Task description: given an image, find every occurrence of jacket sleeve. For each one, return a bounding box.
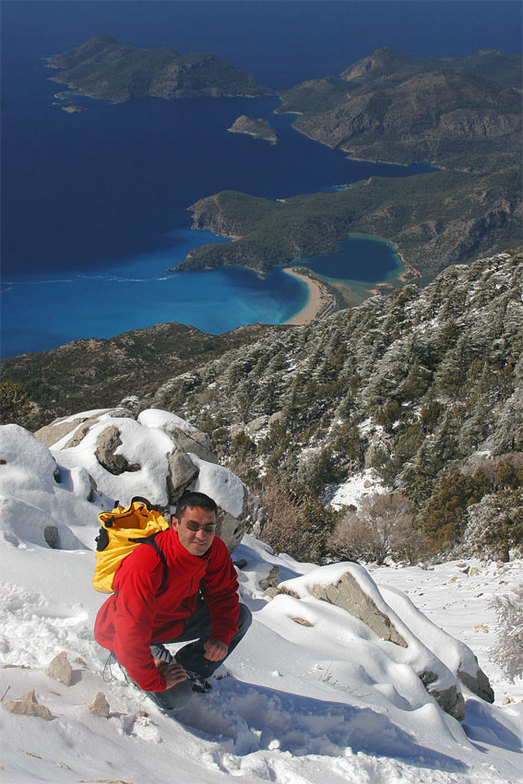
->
[202,538,240,647]
[111,549,167,692]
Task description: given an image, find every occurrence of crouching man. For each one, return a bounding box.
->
[94,491,252,711]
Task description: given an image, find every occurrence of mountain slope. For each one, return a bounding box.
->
[279,48,522,171]
[152,249,523,557]
[177,49,521,280]
[180,167,521,281]
[0,322,285,428]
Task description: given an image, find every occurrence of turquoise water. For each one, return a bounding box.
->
[1,231,309,356]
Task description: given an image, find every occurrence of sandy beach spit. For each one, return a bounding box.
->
[282,267,337,325]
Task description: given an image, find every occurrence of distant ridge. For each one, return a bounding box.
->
[279,47,522,170]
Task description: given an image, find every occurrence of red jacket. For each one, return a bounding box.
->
[94,528,240,692]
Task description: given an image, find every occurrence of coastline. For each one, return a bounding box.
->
[282,267,338,325]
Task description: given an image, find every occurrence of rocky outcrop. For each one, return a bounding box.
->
[95,425,141,475]
[34,407,254,553]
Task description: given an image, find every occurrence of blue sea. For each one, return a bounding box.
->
[1,1,521,358]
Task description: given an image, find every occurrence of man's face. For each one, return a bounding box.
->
[173,505,217,556]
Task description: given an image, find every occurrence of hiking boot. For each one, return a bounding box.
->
[184,669,212,693]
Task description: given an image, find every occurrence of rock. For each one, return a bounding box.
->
[217,510,248,554]
[169,427,217,464]
[35,408,133,449]
[165,449,199,504]
[419,671,466,721]
[34,415,89,448]
[44,525,59,548]
[458,665,495,703]
[34,407,254,553]
[228,115,280,144]
[244,416,270,436]
[280,565,470,720]
[292,617,314,627]
[309,572,408,647]
[3,690,53,720]
[259,566,280,592]
[95,425,141,475]
[88,691,110,718]
[47,651,73,686]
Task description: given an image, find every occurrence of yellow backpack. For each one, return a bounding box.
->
[92,497,170,593]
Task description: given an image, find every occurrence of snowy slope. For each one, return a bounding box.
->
[0,418,521,784]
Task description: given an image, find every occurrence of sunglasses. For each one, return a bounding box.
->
[184,521,216,533]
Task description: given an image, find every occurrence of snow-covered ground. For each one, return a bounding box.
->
[1,417,521,784]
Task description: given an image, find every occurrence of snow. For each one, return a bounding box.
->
[189,453,247,518]
[0,418,522,784]
[328,468,388,510]
[138,408,199,435]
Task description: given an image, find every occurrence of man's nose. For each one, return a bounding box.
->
[195,527,208,539]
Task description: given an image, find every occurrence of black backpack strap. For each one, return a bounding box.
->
[140,533,169,594]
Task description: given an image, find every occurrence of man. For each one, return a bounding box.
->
[94,491,252,711]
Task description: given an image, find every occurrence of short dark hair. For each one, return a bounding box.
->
[175,491,218,518]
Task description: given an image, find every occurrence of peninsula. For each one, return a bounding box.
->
[228,115,280,144]
[176,48,521,283]
[46,34,271,103]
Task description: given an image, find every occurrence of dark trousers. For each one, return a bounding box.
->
[148,602,252,711]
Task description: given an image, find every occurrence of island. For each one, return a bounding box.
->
[228,115,280,145]
[46,34,271,103]
[56,104,83,114]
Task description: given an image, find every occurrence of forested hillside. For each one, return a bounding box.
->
[152,249,523,562]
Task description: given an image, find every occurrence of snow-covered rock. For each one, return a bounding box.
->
[274,561,495,719]
[30,407,253,551]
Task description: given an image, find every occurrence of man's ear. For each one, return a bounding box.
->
[171,514,179,527]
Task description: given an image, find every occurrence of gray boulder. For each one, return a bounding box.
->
[95,425,141,475]
[309,572,408,647]
[166,449,200,504]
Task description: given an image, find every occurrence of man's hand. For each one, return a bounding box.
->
[204,637,228,662]
[154,659,187,689]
